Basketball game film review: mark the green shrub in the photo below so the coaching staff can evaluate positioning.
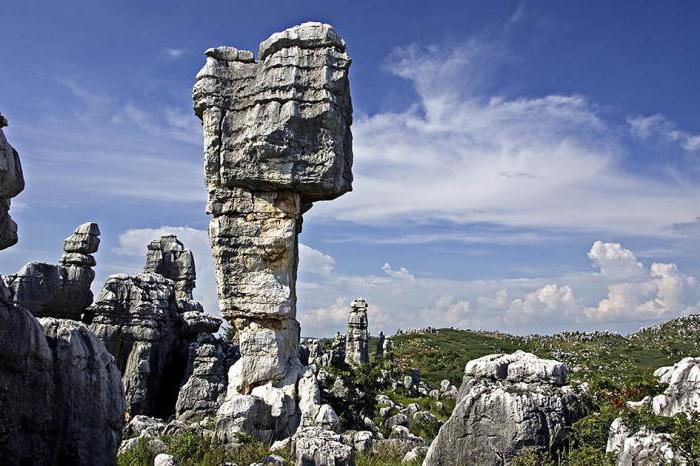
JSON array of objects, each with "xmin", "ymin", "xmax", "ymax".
[{"xmin": 116, "ymin": 437, "xmax": 154, "ymax": 466}]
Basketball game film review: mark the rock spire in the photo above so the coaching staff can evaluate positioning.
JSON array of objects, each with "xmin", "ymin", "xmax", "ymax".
[
  {"xmin": 193, "ymin": 22, "xmax": 353, "ymax": 441},
  {"xmin": 345, "ymin": 298, "xmax": 369, "ymax": 366}
]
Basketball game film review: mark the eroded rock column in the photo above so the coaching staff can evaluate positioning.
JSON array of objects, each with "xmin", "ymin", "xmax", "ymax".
[
  {"xmin": 345, "ymin": 298, "xmax": 369, "ymax": 366},
  {"xmin": 193, "ymin": 22, "xmax": 353, "ymax": 440}
]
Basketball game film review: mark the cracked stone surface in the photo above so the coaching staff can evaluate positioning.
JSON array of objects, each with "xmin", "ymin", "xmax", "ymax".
[
  {"xmin": 424, "ymin": 351, "xmax": 586, "ymax": 466},
  {"xmin": 193, "ymin": 22, "xmax": 352, "ymax": 441},
  {"xmin": 88, "ymin": 235, "xmax": 223, "ymax": 418},
  {"xmin": 345, "ymin": 298, "xmax": 369, "ymax": 366}
]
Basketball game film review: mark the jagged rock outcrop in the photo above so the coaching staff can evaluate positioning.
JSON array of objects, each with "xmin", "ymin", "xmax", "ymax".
[
  {"xmin": 0, "ymin": 113, "xmax": 23, "ymax": 250},
  {"xmin": 651, "ymin": 357, "xmax": 700, "ymax": 417},
  {"xmin": 88, "ymin": 235, "xmax": 223, "ymax": 418},
  {"xmin": 424, "ymin": 351, "xmax": 585, "ymax": 466},
  {"xmin": 144, "ymin": 235, "xmax": 197, "ymax": 302},
  {"xmin": 345, "ymin": 298, "xmax": 369, "ymax": 366},
  {"xmin": 193, "ymin": 21, "xmax": 352, "ymax": 442},
  {"xmin": 331, "ymin": 331, "xmax": 347, "ymax": 366},
  {"xmin": 0, "ymin": 296, "xmax": 124, "ymax": 465},
  {"xmin": 605, "ymin": 357, "xmax": 700, "ymax": 464},
  {"xmin": 0, "ymin": 115, "xmax": 124, "ymax": 465},
  {"xmin": 88, "ymin": 273, "xmax": 184, "ymax": 417},
  {"xmin": 176, "ymin": 332, "xmax": 238, "ymax": 422},
  {"xmin": 3, "ymin": 222, "xmax": 100, "ymax": 319}
]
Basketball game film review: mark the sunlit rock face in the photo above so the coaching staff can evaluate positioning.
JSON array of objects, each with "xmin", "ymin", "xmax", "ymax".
[
  {"xmin": 0, "ymin": 113, "xmax": 24, "ymax": 250},
  {"xmin": 193, "ymin": 22, "xmax": 353, "ymax": 441},
  {"xmin": 345, "ymin": 298, "xmax": 369, "ymax": 366},
  {"xmin": 424, "ymin": 351, "xmax": 586, "ymax": 466}
]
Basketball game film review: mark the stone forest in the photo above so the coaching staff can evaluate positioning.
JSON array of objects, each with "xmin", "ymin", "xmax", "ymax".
[{"xmin": 3, "ymin": 22, "xmax": 700, "ymax": 466}]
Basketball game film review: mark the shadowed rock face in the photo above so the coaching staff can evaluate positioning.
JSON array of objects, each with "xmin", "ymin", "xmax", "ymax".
[
  {"xmin": 3, "ymin": 223, "xmax": 100, "ymax": 319},
  {"xmin": 88, "ymin": 235, "xmax": 223, "ymax": 418},
  {"xmin": 0, "ymin": 114, "xmax": 24, "ymax": 250},
  {"xmin": 193, "ymin": 22, "xmax": 352, "ymax": 442}
]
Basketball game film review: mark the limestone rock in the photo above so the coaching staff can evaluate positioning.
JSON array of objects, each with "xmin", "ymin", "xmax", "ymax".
[
  {"xmin": 402, "ymin": 446, "xmax": 428, "ymax": 463},
  {"xmin": 3, "ymin": 223, "xmax": 100, "ymax": 319},
  {"xmin": 144, "ymin": 235, "xmax": 197, "ymax": 301},
  {"xmin": 176, "ymin": 333, "xmax": 238, "ymax": 422},
  {"xmin": 345, "ymin": 298, "xmax": 369, "ymax": 366},
  {"xmin": 88, "ymin": 273, "xmax": 183, "ymax": 416},
  {"xmin": 194, "ymin": 22, "xmax": 353, "ymax": 441},
  {"xmin": 615, "ymin": 429, "xmax": 679, "ymax": 465},
  {"xmin": 651, "ymin": 357, "xmax": 700, "ymax": 417},
  {"xmin": 0, "ymin": 299, "xmax": 124, "ymax": 466},
  {"xmin": 154, "ymin": 453, "xmax": 178, "ymax": 466},
  {"xmin": 424, "ymin": 351, "xmax": 584, "ymax": 466},
  {"xmin": 291, "ymin": 427, "xmax": 354, "ymax": 466},
  {"xmin": 376, "ymin": 331, "xmax": 385, "ymax": 359},
  {"xmin": 0, "ymin": 114, "xmax": 24, "ymax": 250}
]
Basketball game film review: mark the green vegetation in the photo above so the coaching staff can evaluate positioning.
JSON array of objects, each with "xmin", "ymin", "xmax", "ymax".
[
  {"xmin": 389, "ymin": 316, "xmax": 700, "ymax": 463},
  {"xmin": 117, "ymin": 431, "xmax": 291, "ymax": 466}
]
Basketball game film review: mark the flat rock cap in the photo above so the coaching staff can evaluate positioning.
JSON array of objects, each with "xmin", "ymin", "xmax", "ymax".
[{"xmin": 258, "ymin": 22, "xmax": 345, "ymax": 61}]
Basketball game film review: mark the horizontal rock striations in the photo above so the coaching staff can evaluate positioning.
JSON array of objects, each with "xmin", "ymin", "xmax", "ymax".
[
  {"xmin": 345, "ymin": 298, "xmax": 369, "ymax": 366},
  {"xmin": 193, "ymin": 22, "xmax": 353, "ymax": 442},
  {"xmin": 3, "ymin": 222, "xmax": 100, "ymax": 320}
]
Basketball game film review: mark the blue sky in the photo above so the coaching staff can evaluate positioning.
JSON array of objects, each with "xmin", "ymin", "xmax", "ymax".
[{"xmin": 2, "ymin": 0, "xmax": 699, "ymax": 336}]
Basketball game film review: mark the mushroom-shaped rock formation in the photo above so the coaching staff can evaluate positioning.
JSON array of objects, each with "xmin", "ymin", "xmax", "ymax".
[
  {"xmin": 424, "ymin": 351, "xmax": 586, "ymax": 466},
  {"xmin": 87, "ymin": 235, "xmax": 225, "ymax": 418},
  {"xmin": 193, "ymin": 22, "xmax": 352, "ymax": 441},
  {"xmin": 345, "ymin": 298, "xmax": 369, "ymax": 366},
  {"xmin": 3, "ymin": 222, "xmax": 100, "ymax": 320}
]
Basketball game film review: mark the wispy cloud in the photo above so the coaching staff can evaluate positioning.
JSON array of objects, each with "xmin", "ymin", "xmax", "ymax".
[
  {"xmin": 629, "ymin": 114, "xmax": 700, "ymax": 153},
  {"xmin": 309, "ymin": 39, "xmax": 700, "ymax": 240},
  {"xmin": 164, "ymin": 47, "xmax": 186, "ymax": 59}
]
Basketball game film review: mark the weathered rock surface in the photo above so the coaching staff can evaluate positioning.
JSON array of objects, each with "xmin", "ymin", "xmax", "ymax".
[
  {"xmin": 345, "ymin": 298, "xmax": 369, "ymax": 366},
  {"xmin": 88, "ymin": 235, "xmax": 223, "ymax": 418},
  {"xmin": 176, "ymin": 332, "xmax": 238, "ymax": 422},
  {"xmin": 424, "ymin": 351, "xmax": 584, "ymax": 466},
  {"xmin": 605, "ymin": 357, "xmax": 700, "ymax": 464},
  {"xmin": 291, "ymin": 427, "xmax": 355, "ymax": 466},
  {"xmin": 0, "ymin": 113, "xmax": 24, "ymax": 250},
  {"xmin": 144, "ymin": 235, "xmax": 197, "ymax": 302},
  {"xmin": 194, "ymin": 21, "xmax": 352, "ymax": 442},
  {"xmin": 652, "ymin": 357, "xmax": 700, "ymax": 417},
  {"xmin": 3, "ymin": 222, "xmax": 100, "ymax": 319},
  {"xmin": 0, "ymin": 297, "xmax": 124, "ymax": 466}
]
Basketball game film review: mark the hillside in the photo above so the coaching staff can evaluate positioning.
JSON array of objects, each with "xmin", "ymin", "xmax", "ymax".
[{"xmin": 389, "ymin": 316, "xmax": 700, "ymax": 388}]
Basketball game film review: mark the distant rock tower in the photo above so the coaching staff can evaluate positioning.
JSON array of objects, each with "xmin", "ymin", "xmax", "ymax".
[
  {"xmin": 376, "ymin": 331, "xmax": 385, "ymax": 358},
  {"xmin": 345, "ymin": 298, "xmax": 369, "ymax": 366}
]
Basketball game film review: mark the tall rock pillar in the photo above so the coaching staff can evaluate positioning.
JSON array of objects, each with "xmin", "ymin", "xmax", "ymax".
[
  {"xmin": 193, "ymin": 22, "xmax": 353, "ymax": 440},
  {"xmin": 345, "ymin": 298, "xmax": 369, "ymax": 366}
]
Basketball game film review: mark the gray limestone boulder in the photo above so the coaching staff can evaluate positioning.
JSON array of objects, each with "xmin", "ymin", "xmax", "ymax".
[
  {"xmin": 291, "ymin": 427, "xmax": 355, "ymax": 466},
  {"xmin": 0, "ymin": 295, "xmax": 124, "ymax": 466},
  {"xmin": 88, "ymin": 273, "xmax": 183, "ymax": 416},
  {"xmin": 176, "ymin": 333, "xmax": 237, "ymax": 422},
  {"xmin": 345, "ymin": 298, "xmax": 369, "ymax": 366},
  {"xmin": 424, "ymin": 351, "xmax": 584, "ymax": 466}
]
